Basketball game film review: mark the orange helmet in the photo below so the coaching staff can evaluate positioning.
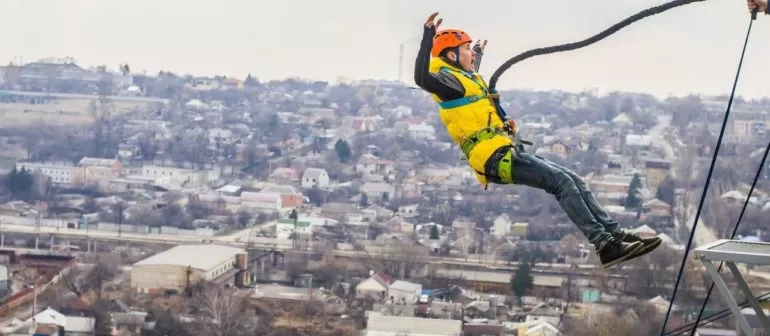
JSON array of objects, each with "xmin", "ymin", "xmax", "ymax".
[{"xmin": 431, "ymin": 29, "xmax": 473, "ymax": 58}]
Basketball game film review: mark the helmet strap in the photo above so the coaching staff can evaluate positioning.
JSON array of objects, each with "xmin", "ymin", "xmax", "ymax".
[{"xmin": 441, "ymin": 47, "xmax": 464, "ymax": 70}]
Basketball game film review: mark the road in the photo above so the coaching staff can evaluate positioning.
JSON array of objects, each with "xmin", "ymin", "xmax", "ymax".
[
  {"xmin": 649, "ymin": 115, "xmax": 676, "ymax": 165},
  {"xmin": 0, "ymin": 221, "xmax": 605, "ymax": 272},
  {"xmin": 0, "ymin": 90, "xmax": 169, "ymax": 104},
  {"xmin": 649, "ymin": 115, "xmax": 717, "ymax": 247}
]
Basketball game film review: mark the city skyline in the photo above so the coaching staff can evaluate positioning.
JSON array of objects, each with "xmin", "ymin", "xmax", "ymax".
[{"xmin": 1, "ymin": 0, "xmax": 769, "ymax": 99}]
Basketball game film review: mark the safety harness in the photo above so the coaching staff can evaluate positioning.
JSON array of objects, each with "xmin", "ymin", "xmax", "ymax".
[{"xmin": 437, "ymin": 67, "xmax": 531, "ymax": 187}]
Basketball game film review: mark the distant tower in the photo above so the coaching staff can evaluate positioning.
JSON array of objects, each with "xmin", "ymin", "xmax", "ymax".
[
  {"xmin": 398, "ymin": 43, "xmax": 404, "ymax": 82},
  {"xmin": 398, "ymin": 37, "xmax": 420, "ymax": 83}
]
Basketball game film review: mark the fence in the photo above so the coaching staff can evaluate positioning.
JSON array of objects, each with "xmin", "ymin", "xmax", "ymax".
[
  {"xmin": 0, "ymin": 215, "xmax": 216, "ymax": 237},
  {"xmin": 0, "ymin": 258, "xmax": 75, "ymax": 316}
]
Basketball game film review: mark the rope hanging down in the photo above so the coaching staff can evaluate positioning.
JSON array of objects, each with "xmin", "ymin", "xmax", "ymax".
[
  {"xmin": 487, "ymin": 0, "xmax": 706, "ymax": 91},
  {"xmin": 659, "ymin": 12, "xmax": 758, "ymax": 336},
  {"xmin": 687, "ymin": 139, "xmax": 770, "ymax": 336}
]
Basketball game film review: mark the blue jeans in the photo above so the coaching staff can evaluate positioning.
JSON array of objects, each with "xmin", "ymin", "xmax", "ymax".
[{"xmin": 507, "ymin": 151, "xmax": 619, "ymax": 250}]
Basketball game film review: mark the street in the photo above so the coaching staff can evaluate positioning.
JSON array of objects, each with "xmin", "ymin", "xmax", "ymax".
[{"xmin": 649, "ymin": 115, "xmax": 718, "ymax": 247}]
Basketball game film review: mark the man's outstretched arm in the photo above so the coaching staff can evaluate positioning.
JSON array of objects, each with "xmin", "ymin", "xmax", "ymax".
[{"xmin": 414, "ymin": 14, "xmax": 465, "ymax": 101}]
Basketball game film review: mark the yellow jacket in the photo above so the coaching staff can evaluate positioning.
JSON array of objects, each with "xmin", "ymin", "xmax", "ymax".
[{"xmin": 428, "ymin": 58, "xmax": 513, "ymax": 188}]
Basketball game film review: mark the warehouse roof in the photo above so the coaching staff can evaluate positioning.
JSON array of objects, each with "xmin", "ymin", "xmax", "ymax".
[
  {"xmin": 366, "ymin": 312, "xmax": 461, "ymax": 335},
  {"xmin": 133, "ymin": 244, "xmax": 245, "ymax": 271}
]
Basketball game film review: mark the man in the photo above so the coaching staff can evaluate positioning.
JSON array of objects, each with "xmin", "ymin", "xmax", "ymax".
[
  {"xmin": 414, "ymin": 13, "xmax": 662, "ymax": 268},
  {"xmin": 747, "ymin": 0, "xmax": 769, "ymax": 15}
]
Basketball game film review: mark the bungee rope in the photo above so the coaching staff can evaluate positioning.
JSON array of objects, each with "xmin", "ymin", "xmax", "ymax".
[{"xmin": 487, "ymin": 0, "xmax": 707, "ymax": 91}]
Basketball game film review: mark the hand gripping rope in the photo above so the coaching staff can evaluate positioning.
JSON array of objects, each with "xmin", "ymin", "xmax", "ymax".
[{"xmin": 659, "ymin": 8, "xmax": 760, "ymax": 336}]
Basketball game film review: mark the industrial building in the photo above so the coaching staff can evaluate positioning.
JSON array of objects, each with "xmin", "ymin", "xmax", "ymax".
[{"xmin": 130, "ymin": 244, "xmax": 248, "ymax": 294}]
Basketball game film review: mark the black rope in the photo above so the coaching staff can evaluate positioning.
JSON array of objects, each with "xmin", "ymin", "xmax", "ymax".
[
  {"xmin": 659, "ymin": 13, "xmax": 757, "ymax": 336},
  {"xmin": 487, "ymin": 0, "xmax": 706, "ymax": 90},
  {"xmin": 686, "ymin": 139, "xmax": 770, "ymax": 335},
  {"xmin": 664, "ymin": 292, "xmax": 770, "ymax": 336}
]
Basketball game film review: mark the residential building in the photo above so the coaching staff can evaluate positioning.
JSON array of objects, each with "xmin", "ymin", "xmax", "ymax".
[
  {"xmin": 361, "ymin": 182, "xmax": 395, "ymax": 200},
  {"xmin": 240, "ymin": 192, "xmax": 282, "ymax": 213},
  {"xmin": 365, "ymin": 312, "xmax": 462, "ymax": 336},
  {"xmin": 139, "ymin": 165, "xmax": 207, "ymax": 188},
  {"xmin": 268, "ymin": 167, "xmax": 301, "ymax": 184},
  {"xmin": 356, "ymin": 272, "xmax": 393, "ymax": 299},
  {"xmin": 491, "ymin": 214, "xmax": 513, "ymax": 237},
  {"xmin": 71, "ymin": 157, "xmax": 123, "ymax": 191},
  {"xmin": 107, "ymin": 176, "xmax": 157, "ymax": 193},
  {"xmin": 356, "ymin": 154, "xmax": 394, "ymax": 175},
  {"xmin": 728, "ymin": 111, "xmax": 770, "ymax": 141},
  {"xmin": 388, "ymin": 280, "xmax": 422, "ymax": 305},
  {"xmin": 275, "ymin": 218, "xmax": 312, "ymax": 239},
  {"xmin": 408, "ymin": 123, "xmax": 436, "ymax": 140},
  {"xmin": 301, "ymin": 168, "xmax": 330, "ymax": 189},
  {"xmin": 397, "ymin": 204, "xmax": 419, "ymax": 218},
  {"xmin": 645, "ymin": 159, "xmax": 672, "ymax": 190},
  {"xmin": 0, "ymin": 59, "xmax": 103, "ymax": 92},
  {"xmin": 15, "ymin": 162, "xmax": 74, "ymax": 187},
  {"xmin": 208, "ymin": 127, "xmax": 233, "ymax": 145},
  {"xmin": 260, "ymin": 185, "xmax": 304, "ymax": 210},
  {"xmin": 0, "ymin": 306, "xmax": 96, "ymax": 335}
]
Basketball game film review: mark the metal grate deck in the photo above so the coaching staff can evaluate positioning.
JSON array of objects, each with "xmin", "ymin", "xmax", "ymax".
[
  {"xmin": 709, "ymin": 240, "xmax": 770, "ymax": 254},
  {"xmin": 695, "ymin": 239, "xmax": 770, "ymax": 265}
]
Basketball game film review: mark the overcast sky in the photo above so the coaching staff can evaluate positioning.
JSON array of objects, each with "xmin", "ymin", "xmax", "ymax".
[{"xmin": 1, "ymin": 0, "xmax": 769, "ymax": 98}]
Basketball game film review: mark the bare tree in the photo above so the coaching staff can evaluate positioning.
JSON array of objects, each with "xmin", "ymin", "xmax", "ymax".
[
  {"xmin": 623, "ymin": 245, "xmax": 679, "ymax": 297},
  {"xmin": 147, "ymin": 308, "xmax": 192, "ymax": 336},
  {"xmin": 360, "ymin": 241, "xmax": 429, "ymax": 280},
  {"xmin": 674, "ymin": 143, "xmax": 697, "ymax": 242},
  {"xmin": 191, "ymin": 284, "xmax": 258, "ymax": 336},
  {"xmin": 565, "ymin": 301, "xmax": 669, "ymax": 336},
  {"xmin": 82, "ymin": 261, "xmax": 117, "ymax": 300}
]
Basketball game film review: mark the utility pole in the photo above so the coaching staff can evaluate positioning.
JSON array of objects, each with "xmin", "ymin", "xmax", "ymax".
[{"xmin": 117, "ymin": 204, "xmax": 123, "ymax": 237}]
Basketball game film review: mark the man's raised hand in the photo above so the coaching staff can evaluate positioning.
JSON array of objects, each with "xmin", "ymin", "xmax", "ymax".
[
  {"xmin": 425, "ymin": 12, "xmax": 443, "ymax": 29},
  {"xmin": 473, "ymin": 40, "xmax": 488, "ymax": 54}
]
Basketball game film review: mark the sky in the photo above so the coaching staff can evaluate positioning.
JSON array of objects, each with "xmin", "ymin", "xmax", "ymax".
[{"xmin": 1, "ymin": 0, "xmax": 769, "ymax": 99}]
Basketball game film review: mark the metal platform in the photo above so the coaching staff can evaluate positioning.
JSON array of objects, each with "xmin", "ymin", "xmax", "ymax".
[{"xmin": 694, "ymin": 239, "xmax": 770, "ymax": 336}]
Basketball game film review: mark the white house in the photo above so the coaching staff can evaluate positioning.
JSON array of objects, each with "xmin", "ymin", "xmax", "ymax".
[
  {"xmin": 15, "ymin": 161, "xmax": 74, "ymax": 186},
  {"xmin": 355, "ymin": 154, "xmax": 394, "ymax": 175},
  {"xmin": 275, "ymin": 218, "xmax": 312, "ymax": 239},
  {"xmin": 139, "ymin": 165, "xmax": 207, "ymax": 188},
  {"xmin": 356, "ymin": 272, "xmax": 392, "ymax": 299},
  {"xmin": 208, "ymin": 127, "xmax": 233, "ymax": 145},
  {"xmin": 491, "ymin": 214, "xmax": 513, "ymax": 237},
  {"xmin": 361, "ymin": 182, "xmax": 396, "ymax": 200},
  {"xmin": 301, "ymin": 168, "xmax": 330, "ymax": 189},
  {"xmin": 408, "ymin": 123, "xmax": 436, "ymax": 140},
  {"xmin": 397, "ymin": 204, "xmax": 419, "ymax": 218},
  {"xmin": 388, "ymin": 280, "xmax": 422, "ymax": 305},
  {"xmin": 240, "ymin": 192, "xmax": 282, "ymax": 212}
]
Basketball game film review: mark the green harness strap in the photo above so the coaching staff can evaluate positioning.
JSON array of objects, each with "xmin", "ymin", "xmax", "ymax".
[{"xmin": 458, "ymin": 127, "xmax": 515, "ymax": 184}]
